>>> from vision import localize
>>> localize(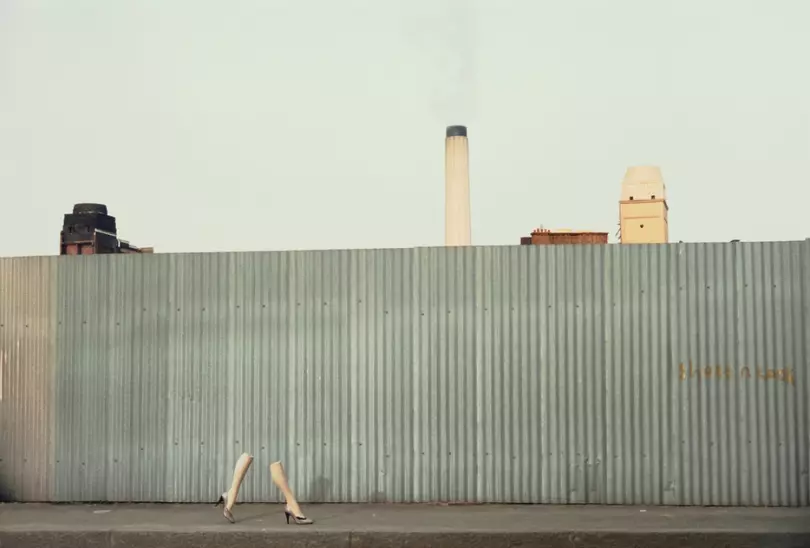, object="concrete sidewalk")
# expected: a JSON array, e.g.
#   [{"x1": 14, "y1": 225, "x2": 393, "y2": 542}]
[{"x1": 1, "y1": 503, "x2": 809, "y2": 547}]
